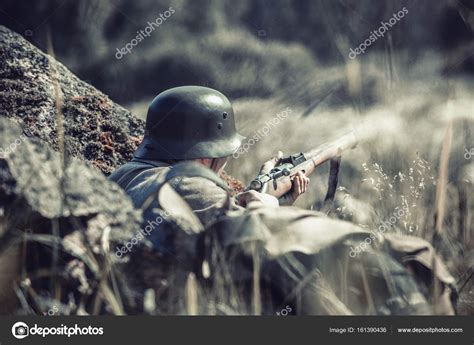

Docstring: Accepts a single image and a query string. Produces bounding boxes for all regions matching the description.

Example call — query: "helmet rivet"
[222,112,228,119]
[217,122,223,129]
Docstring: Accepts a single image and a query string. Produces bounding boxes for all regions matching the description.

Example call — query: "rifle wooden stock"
[260,131,357,198]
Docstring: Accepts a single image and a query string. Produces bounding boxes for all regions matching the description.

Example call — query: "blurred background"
[0,0,473,311]
[0,1,472,104]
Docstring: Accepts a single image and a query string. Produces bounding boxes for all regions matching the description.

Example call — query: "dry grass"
[81,52,474,314]
[222,56,473,313]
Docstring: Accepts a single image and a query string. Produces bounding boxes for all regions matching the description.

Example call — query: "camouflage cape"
[110,161,457,315]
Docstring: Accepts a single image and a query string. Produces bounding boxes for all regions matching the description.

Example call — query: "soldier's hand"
[237,190,279,208]
[289,170,310,201]
[259,151,283,174]
[279,171,310,205]
[260,151,310,205]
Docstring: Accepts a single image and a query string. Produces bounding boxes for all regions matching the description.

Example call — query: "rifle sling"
[322,157,341,213]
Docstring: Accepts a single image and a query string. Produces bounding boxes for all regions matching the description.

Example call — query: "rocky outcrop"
[0,117,140,230]
[0,25,144,175]
[0,117,142,314]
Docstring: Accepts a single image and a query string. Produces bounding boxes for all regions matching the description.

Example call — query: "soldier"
[109,86,310,227]
[110,86,456,315]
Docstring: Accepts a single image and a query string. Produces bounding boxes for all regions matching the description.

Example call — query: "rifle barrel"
[304,131,357,167]
[263,131,357,198]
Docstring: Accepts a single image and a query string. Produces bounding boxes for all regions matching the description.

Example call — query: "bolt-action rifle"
[248,131,358,206]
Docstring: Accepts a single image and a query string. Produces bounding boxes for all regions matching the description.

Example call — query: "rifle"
[247,131,358,204]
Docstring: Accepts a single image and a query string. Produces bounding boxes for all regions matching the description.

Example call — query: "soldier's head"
[134,86,244,172]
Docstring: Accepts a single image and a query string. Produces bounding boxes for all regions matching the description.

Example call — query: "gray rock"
[0,25,144,175]
[0,117,144,314]
[0,117,141,242]
[0,26,153,314]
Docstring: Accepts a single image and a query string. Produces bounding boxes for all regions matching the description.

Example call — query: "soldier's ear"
[194,158,213,168]
[217,160,228,175]
[210,157,228,173]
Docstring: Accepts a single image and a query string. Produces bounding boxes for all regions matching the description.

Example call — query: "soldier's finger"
[296,175,303,195]
[300,175,307,193]
[297,171,306,185]
[269,151,283,168]
[304,176,309,188]
[260,151,283,174]
[269,151,282,164]
[299,173,309,194]
[293,172,301,191]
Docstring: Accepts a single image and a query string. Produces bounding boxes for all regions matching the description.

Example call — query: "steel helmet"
[134,86,244,160]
